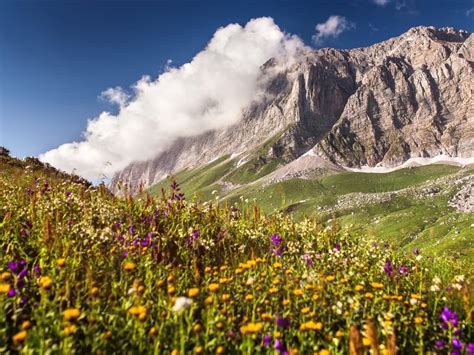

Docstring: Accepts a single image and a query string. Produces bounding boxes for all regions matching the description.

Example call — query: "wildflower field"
[0,157,473,354]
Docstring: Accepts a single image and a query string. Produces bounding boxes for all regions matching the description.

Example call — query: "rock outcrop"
[111,26,473,195]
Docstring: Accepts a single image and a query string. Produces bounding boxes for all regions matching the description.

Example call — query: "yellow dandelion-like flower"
[282,299,290,306]
[301,307,310,314]
[414,317,423,324]
[245,294,253,301]
[354,284,364,292]
[188,288,200,298]
[90,287,99,297]
[56,258,66,267]
[221,294,231,302]
[261,313,272,320]
[167,286,176,295]
[362,337,371,346]
[12,330,27,344]
[335,330,344,337]
[149,326,158,336]
[293,289,304,296]
[319,350,330,355]
[273,262,282,269]
[365,292,374,299]
[205,296,214,305]
[371,282,383,289]
[21,321,32,330]
[269,287,278,294]
[240,322,263,334]
[1,272,11,281]
[325,275,335,282]
[204,266,212,273]
[38,276,53,290]
[192,324,203,333]
[123,262,136,271]
[194,346,204,354]
[0,283,10,294]
[208,283,220,293]
[299,321,323,331]
[216,346,225,354]
[63,324,77,336]
[63,308,81,321]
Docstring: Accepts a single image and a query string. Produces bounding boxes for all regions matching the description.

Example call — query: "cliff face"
[110,26,473,194]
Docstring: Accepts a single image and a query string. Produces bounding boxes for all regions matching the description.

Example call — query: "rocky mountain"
[110,26,473,195]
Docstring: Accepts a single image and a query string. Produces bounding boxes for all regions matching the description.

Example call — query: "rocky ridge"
[111,26,473,195]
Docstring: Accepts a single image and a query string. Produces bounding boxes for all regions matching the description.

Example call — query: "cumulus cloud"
[312,16,355,45]
[99,87,130,107]
[372,0,390,6]
[40,17,305,180]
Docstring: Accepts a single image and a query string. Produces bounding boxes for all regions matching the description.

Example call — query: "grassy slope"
[147,161,473,269]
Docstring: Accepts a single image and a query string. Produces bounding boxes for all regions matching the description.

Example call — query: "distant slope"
[147,163,474,266]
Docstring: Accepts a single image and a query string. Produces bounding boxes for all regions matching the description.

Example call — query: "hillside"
[0,152,473,353]
[145,155,474,266]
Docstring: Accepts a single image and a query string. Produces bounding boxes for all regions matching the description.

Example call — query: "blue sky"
[1,0,473,160]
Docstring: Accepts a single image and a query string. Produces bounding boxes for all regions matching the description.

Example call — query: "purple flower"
[440,306,458,327]
[435,340,445,348]
[452,338,463,350]
[384,260,393,277]
[129,226,135,235]
[18,268,28,280]
[275,317,290,328]
[20,296,28,307]
[262,335,271,346]
[303,254,313,266]
[65,191,71,198]
[187,230,200,245]
[274,339,287,354]
[121,250,128,258]
[7,287,17,297]
[334,242,341,252]
[466,343,474,354]
[8,261,19,273]
[273,246,284,257]
[399,266,409,275]
[33,263,41,276]
[271,234,283,246]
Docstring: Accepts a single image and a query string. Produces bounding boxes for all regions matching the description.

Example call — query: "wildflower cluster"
[0,172,473,353]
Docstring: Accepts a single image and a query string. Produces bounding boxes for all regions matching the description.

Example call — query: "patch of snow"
[230,152,243,159]
[302,148,318,157]
[236,158,247,167]
[346,155,474,174]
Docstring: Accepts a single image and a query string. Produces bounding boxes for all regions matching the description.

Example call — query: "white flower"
[409,298,418,305]
[246,277,255,285]
[172,297,193,312]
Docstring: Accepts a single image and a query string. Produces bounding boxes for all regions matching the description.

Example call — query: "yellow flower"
[167,286,176,295]
[354,284,364,292]
[269,287,278,294]
[204,266,212,273]
[123,262,136,271]
[192,324,203,333]
[245,294,254,301]
[205,296,214,305]
[56,258,66,267]
[0,283,10,294]
[273,262,282,269]
[282,299,290,306]
[319,350,330,355]
[208,283,220,293]
[293,289,303,296]
[63,308,81,321]
[216,346,225,354]
[299,321,323,331]
[38,276,53,290]
[221,294,231,302]
[261,313,272,320]
[171,350,179,355]
[371,282,384,289]
[90,287,99,297]
[128,305,147,317]
[363,338,371,346]
[194,346,204,354]
[149,326,158,336]
[301,307,310,314]
[274,330,282,338]
[156,280,166,288]
[335,330,344,338]
[240,322,263,334]
[216,321,225,330]
[12,330,27,344]
[365,292,374,299]
[325,275,335,282]
[64,324,77,336]
[188,288,200,298]
[1,272,11,281]
[414,317,423,324]
[21,321,32,330]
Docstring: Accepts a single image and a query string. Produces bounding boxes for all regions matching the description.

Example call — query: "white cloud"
[467,7,474,17]
[372,0,390,6]
[40,17,306,180]
[99,87,130,107]
[312,16,355,45]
